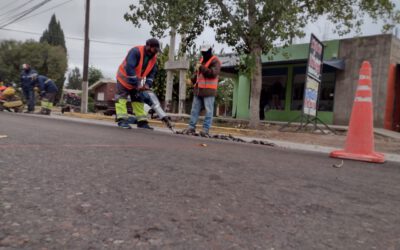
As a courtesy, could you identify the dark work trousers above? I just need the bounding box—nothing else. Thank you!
[22,87,35,111]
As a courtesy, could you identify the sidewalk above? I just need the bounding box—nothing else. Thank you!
[54,112,400,163]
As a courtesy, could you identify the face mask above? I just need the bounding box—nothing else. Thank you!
[201,50,212,60]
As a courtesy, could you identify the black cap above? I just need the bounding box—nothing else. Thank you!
[146,38,161,52]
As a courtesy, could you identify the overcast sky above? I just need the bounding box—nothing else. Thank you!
[0,0,398,82]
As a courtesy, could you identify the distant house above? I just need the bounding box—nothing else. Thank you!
[89,79,138,116]
[89,79,117,114]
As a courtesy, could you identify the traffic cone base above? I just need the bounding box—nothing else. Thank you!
[330,150,385,163]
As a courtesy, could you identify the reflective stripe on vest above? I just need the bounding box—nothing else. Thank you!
[117,46,157,90]
[196,55,220,89]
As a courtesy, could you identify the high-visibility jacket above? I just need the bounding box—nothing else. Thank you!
[196,55,220,90]
[117,46,157,90]
[194,55,221,97]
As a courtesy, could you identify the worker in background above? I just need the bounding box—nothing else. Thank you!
[20,64,38,113]
[115,38,160,129]
[34,75,58,115]
[182,44,221,136]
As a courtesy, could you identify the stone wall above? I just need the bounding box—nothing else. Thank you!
[333,34,392,127]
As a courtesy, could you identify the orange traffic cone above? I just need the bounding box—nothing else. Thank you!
[330,61,385,163]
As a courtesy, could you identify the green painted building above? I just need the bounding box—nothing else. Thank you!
[222,39,340,124]
[220,34,400,129]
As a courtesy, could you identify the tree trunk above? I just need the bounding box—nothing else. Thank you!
[248,46,262,128]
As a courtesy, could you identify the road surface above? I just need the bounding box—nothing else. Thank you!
[0,112,399,249]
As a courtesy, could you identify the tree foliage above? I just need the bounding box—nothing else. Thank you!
[206,0,400,127]
[0,39,67,101]
[126,0,400,127]
[124,0,208,49]
[67,66,104,89]
[40,14,67,51]
[67,67,82,90]
[152,46,168,100]
[88,66,104,86]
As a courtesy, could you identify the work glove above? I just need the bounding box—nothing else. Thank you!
[128,77,139,88]
[140,83,150,91]
[195,62,201,71]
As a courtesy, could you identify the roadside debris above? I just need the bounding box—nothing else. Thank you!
[0,135,7,139]
[332,160,344,168]
[200,143,208,147]
[176,130,275,147]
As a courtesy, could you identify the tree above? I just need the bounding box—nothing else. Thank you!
[206,0,400,127]
[88,66,104,86]
[0,39,67,101]
[124,0,208,51]
[152,46,169,101]
[40,14,67,51]
[216,78,234,116]
[126,0,400,128]
[67,67,82,90]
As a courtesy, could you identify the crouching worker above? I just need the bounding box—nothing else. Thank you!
[35,75,58,115]
[115,38,160,129]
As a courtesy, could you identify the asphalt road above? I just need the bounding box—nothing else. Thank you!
[0,112,399,249]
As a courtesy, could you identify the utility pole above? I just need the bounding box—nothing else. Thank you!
[81,0,90,113]
[164,28,176,112]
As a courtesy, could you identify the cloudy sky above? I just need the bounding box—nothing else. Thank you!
[0,0,397,82]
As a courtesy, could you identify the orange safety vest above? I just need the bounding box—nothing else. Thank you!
[196,55,220,89]
[117,46,157,90]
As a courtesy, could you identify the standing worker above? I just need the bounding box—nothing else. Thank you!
[182,44,221,136]
[20,64,38,113]
[115,38,160,129]
[34,75,58,115]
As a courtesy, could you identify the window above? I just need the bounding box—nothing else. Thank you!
[318,67,336,111]
[290,65,336,111]
[291,66,306,110]
[260,67,288,115]
[97,92,104,101]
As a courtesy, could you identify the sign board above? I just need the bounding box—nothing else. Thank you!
[303,34,324,116]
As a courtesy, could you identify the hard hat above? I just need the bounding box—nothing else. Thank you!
[200,44,212,52]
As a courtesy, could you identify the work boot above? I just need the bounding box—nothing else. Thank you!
[137,120,153,130]
[199,130,210,138]
[117,120,132,129]
[127,116,137,124]
[182,127,196,135]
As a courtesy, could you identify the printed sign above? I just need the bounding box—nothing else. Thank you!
[303,76,319,116]
[303,34,324,116]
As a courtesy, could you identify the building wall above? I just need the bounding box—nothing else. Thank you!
[389,36,400,130]
[234,40,339,122]
[93,82,117,101]
[333,34,392,127]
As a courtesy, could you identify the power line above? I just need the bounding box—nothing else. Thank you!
[0,0,36,18]
[0,27,133,46]
[17,0,75,23]
[0,0,52,29]
[0,0,22,12]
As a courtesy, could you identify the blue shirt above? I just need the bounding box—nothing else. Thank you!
[124,47,158,87]
[36,75,58,93]
[20,69,38,89]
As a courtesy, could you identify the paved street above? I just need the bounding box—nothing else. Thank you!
[0,112,399,249]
